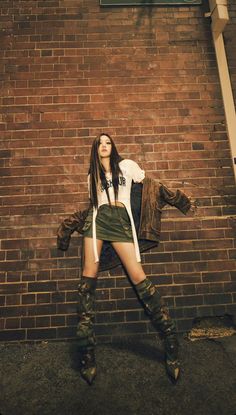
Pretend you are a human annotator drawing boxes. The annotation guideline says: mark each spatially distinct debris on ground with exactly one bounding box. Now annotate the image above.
[187,315,236,341]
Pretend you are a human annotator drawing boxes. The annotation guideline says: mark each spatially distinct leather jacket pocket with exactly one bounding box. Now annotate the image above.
[151,208,162,234]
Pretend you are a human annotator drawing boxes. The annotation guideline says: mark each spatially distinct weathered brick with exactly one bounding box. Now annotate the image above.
[37,293,51,304]
[35,316,51,327]
[28,281,57,293]
[51,316,66,327]
[176,318,193,332]
[27,328,57,340]
[0,329,26,341]
[108,288,123,300]
[95,322,147,336]
[0,283,27,295]
[202,272,231,283]
[173,251,201,262]
[56,327,76,338]
[204,294,232,305]
[183,307,197,318]
[196,306,214,317]
[66,315,77,326]
[6,294,21,306]
[109,312,125,323]
[175,295,204,307]
[65,291,77,302]
[125,310,140,322]
[182,285,196,295]
[21,317,35,329]
[27,304,57,316]
[5,318,21,329]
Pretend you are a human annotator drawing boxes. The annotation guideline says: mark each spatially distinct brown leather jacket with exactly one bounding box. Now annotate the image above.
[57,177,191,271]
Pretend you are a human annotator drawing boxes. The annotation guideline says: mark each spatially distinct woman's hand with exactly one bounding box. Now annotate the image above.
[188,197,198,215]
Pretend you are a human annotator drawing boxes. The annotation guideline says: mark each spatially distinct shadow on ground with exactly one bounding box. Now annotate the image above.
[0,335,236,415]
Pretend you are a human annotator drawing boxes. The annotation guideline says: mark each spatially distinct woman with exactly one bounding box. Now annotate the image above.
[77,133,191,385]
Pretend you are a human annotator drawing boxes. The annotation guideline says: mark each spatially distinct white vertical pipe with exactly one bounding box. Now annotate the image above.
[209,1,236,182]
[212,31,236,182]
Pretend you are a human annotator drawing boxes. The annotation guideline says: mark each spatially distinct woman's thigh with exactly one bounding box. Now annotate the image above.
[82,237,103,277]
[111,242,146,285]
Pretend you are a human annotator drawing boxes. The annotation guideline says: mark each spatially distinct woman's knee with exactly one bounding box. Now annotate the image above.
[82,257,100,277]
[83,238,103,277]
[126,265,146,285]
[82,265,99,278]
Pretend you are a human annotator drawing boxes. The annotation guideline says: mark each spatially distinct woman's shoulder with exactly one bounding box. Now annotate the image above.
[120,159,142,171]
[119,159,136,167]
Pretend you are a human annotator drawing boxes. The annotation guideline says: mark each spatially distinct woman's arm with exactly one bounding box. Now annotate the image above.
[159,182,197,215]
[57,208,89,250]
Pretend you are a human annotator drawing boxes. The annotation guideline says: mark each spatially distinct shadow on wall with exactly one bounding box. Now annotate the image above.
[135,0,210,31]
[135,0,154,31]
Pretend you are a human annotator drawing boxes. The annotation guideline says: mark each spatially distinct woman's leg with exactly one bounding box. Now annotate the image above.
[82,237,103,277]
[111,242,146,284]
[111,241,180,382]
[77,237,103,385]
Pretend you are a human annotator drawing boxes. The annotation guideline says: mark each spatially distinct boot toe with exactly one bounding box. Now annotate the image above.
[79,349,97,385]
[165,359,180,383]
[81,366,97,385]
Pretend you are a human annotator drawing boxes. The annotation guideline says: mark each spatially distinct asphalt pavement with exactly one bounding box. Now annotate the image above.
[0,329,236,415]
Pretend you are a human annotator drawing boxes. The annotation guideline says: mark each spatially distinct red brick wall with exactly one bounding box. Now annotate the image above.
[0,0,235,342]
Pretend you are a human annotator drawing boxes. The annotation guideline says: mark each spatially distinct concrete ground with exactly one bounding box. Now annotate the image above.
[0,331,236,415]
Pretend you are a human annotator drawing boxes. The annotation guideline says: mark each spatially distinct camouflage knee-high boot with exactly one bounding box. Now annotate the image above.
[135,278,180,382]
[77,276,97,385]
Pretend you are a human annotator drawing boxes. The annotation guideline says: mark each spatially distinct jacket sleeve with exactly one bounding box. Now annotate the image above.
[159,182,191,214]
[57,208,89,251]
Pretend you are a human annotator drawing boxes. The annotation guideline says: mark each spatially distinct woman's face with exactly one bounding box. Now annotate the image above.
[98,134,112,158]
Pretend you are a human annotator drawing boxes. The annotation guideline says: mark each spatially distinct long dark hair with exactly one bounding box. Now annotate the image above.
[88,133,123,208]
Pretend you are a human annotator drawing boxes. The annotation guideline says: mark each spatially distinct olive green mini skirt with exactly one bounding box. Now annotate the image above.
[82,204,133,242]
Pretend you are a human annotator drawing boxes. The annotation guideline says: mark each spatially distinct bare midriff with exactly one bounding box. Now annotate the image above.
[105,201,125,207]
